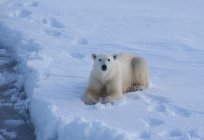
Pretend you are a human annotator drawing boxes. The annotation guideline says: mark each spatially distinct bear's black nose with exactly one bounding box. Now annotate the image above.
[102,65,107,71]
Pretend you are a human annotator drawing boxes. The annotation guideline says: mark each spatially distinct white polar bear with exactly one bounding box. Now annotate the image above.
[82,53,149,104]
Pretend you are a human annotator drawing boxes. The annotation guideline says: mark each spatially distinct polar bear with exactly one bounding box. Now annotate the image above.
[82,53,149,104]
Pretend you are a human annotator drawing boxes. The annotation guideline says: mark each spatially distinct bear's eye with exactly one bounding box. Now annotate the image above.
[99,59,102,62]
[107,59,110,61]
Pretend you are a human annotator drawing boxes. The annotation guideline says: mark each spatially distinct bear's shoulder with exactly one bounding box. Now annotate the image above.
[117,53,135,62]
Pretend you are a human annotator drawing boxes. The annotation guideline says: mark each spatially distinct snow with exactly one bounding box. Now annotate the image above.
[0,0,204,140]
[4,120,24,127]
[0,129,17,140]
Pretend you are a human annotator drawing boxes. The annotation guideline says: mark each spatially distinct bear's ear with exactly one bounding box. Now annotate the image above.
[92,53,97,60]
[113,54,117,60]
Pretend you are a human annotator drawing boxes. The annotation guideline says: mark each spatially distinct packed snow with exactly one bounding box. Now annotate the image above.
[0,47,35,140]
[0,0,204,140]
[0,129,17,140]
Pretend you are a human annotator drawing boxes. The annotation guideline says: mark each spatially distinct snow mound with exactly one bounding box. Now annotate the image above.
[58,117,136,140]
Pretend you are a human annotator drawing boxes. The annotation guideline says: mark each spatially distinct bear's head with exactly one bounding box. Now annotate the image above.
[91,53,117,78]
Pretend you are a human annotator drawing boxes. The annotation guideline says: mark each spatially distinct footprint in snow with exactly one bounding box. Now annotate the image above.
[42,17,65,28]
[188,130,203,139]
[140,131,151,139]
[70,52,85,59]
[77,38,88,45]
[71,38,89,46]
[44,29,61,37]
[10,9,31,18]
[148,117,165,127]
[169,129,183,137]
[167,105,191,118]
[141,94,192,118]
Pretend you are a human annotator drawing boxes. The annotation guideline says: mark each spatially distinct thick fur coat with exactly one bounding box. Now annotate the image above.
[82,53,149,104]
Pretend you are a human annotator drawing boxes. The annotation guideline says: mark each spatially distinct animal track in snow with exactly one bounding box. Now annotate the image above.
[188,130,203,139]
[140,131,151,139]
[71,38,89,46]
[141,93,192,118]
[70,52,85,59]
[169,129,183,137]
[168,105,191,118]
[77,38,88,45]
[148,117,165,127]
[44,29,61,37]
[42,17,65,36]
[42,17,65,28]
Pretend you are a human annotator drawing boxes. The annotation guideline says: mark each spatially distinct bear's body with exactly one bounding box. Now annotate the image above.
[82,53,149,104]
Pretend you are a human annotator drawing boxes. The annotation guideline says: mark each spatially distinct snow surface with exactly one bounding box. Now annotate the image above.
[0,129,17,140]
[0,0,204,140]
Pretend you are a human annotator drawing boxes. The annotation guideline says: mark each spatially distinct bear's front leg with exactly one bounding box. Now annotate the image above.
[103,89,122,104]
[82,89,99,105]
[103,78,123,104]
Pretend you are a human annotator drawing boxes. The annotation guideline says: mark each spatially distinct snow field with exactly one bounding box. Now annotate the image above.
[0,0,204,140]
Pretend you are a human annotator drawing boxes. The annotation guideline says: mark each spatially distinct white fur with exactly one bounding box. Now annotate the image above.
[82,53,149,104]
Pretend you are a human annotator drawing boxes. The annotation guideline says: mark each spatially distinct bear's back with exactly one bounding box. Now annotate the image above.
[117,53,149,93]
[117,53,135,92]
